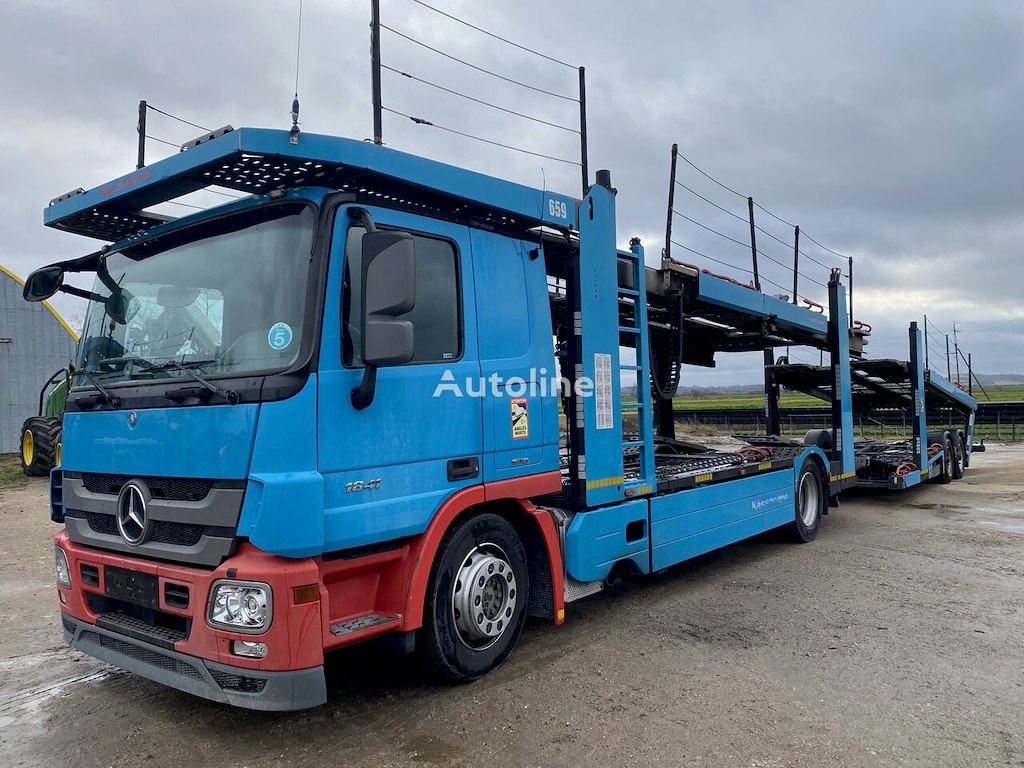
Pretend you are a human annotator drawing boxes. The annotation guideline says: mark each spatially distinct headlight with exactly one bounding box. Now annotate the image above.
[207,580,273,634]
[55,546,71,588]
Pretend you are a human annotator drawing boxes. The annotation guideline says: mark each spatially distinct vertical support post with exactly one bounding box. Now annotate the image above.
[923,314,929,370]
[136,100,147,170]
[908,322,928,476]
[946,335,952,381]
[578,67,589,196]
[747,197,761,291]
[968,353,972,396]
[791,225,800,304]
[630,238,656,490]
[663,143,678,265]
[370,0,383,145]
[828,272,855,481]
[953,322,961,383]
[848,257,854,329]
[570,174,624,507]
[764,348,780,436]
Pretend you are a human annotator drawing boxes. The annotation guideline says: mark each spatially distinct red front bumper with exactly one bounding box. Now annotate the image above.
[55,531,328,709]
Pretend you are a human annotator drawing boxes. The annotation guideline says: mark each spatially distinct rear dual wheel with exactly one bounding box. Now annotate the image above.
[936,435,954,484]
[950,432,965,480]
[418,514,529,682]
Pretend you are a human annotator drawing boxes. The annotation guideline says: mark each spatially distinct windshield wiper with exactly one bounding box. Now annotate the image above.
[70,365,121,408]
[161,361,241,405]
[144,359,217,374]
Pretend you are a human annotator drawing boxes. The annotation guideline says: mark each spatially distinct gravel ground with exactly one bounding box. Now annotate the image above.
[1,446,1022,768]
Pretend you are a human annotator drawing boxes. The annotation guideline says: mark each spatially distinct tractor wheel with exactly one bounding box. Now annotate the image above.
[20,417,61,477]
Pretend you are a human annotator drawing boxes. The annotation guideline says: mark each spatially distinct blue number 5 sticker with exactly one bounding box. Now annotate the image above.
[268,322,293,350]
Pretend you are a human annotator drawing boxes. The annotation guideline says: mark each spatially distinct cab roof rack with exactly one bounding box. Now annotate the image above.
[45,127,581,244]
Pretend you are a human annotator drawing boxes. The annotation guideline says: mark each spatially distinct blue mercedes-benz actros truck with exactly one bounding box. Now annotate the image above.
[23,125,972,710]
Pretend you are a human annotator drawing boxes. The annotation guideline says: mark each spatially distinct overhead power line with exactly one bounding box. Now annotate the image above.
[408,0,576,69]
[382,64,579,133]
[669,240,789,294]
[146,105,210,132]
[674,179,836,275]
[381,24,579,102]
[672,208,827,289]
[675,148,851,264]
[145,134,180,149]
[383,107,581,165]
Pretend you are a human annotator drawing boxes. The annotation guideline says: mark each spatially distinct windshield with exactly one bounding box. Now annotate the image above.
[75,203,316,385]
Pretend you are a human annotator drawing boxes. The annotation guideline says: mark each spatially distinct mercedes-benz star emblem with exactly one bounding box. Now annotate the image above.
[116,481,150,546]
[128,411,138,427]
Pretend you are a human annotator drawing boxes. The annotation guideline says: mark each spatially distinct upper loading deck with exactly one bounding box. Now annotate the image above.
[767,358,978,415]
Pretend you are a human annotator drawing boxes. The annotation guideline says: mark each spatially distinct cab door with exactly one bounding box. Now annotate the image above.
[317,205,482,551]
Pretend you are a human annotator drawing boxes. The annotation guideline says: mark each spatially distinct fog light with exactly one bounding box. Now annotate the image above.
[207,580,273,633]
[55,546,71,588]
[232,640,268,658]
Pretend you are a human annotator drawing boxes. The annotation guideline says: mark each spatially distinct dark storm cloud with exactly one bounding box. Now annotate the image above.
[1,0,1021,382]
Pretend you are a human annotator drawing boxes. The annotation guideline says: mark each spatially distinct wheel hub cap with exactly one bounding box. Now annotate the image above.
[22,430,34,464]
[452,544,517,649]
[799,473,819,527]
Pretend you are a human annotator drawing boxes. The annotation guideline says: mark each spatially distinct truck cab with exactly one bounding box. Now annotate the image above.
[29,128,577,709]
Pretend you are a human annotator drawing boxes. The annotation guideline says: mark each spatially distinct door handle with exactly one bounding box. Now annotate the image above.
[447,456,479,482]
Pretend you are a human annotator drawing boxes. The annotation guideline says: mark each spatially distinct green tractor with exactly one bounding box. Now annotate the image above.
[20,368,69,476]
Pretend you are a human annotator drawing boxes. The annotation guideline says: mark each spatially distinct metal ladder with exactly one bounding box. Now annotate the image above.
[618,239,656,495]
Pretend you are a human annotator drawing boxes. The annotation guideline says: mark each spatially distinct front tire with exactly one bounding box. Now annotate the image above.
[788,458,825,543]
[418,513,529,682]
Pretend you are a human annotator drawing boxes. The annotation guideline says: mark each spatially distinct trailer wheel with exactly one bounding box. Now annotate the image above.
[950,432,965,480]
[936,435,954,484]
[418,513,529,682]
[20,417,61,477]
[788,459,825,543]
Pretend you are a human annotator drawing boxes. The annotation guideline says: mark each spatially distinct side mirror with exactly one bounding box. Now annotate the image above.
[23,265,65,302]
[360,231,416,366]
[351,230,416,410]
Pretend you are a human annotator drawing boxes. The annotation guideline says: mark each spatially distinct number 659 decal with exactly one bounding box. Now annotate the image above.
[547,198,569,220]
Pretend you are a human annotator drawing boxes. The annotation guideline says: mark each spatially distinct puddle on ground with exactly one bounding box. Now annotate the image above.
[911,502,1024,534]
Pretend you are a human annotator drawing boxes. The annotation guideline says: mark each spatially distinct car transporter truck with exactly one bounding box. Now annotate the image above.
[23,123,978,710]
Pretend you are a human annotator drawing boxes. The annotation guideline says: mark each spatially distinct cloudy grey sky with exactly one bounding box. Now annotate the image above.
[2,0,1022,386]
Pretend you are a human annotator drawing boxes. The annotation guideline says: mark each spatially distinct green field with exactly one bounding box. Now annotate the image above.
[673,384,1024,410]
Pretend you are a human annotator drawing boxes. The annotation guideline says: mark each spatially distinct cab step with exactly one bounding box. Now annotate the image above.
[329,613,401,637]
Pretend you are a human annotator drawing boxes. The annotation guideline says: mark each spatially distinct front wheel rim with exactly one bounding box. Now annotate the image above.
[451,543,518,651]
[798,472,819,528]
[22,430,34,465]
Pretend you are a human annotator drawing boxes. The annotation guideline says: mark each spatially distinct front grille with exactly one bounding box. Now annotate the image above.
[210,669,267,694]
[62,614,77,634]
[85,511,117,535]
[81,473,214,502]
[84,512,205,547]
[79,630,203,680]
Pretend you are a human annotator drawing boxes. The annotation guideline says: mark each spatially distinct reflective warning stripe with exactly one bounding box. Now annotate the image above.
[585,475,623,490]
[829,471,857,481]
